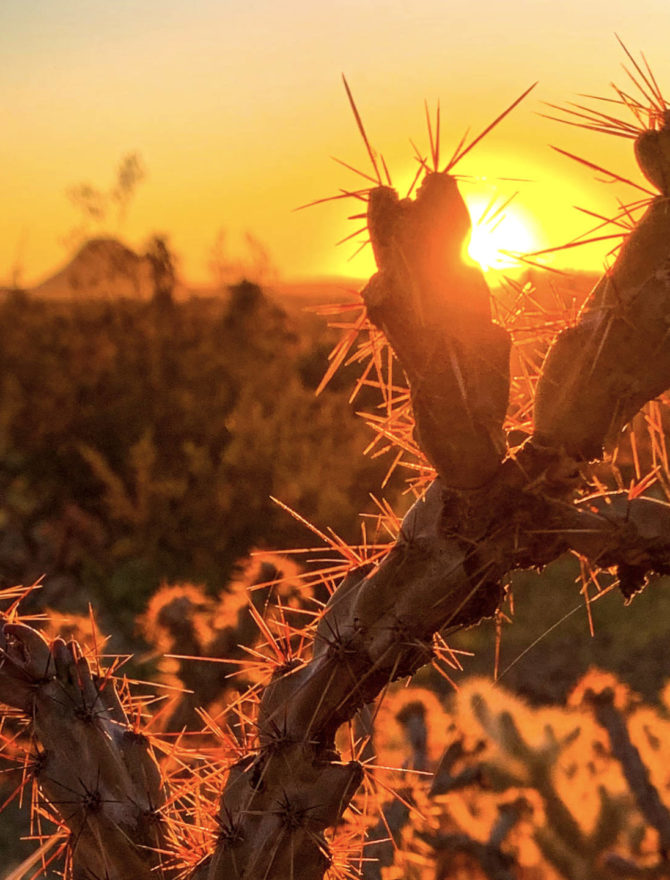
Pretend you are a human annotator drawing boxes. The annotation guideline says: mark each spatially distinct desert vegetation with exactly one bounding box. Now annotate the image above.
[0,279,392,638]
[3,46,670,880]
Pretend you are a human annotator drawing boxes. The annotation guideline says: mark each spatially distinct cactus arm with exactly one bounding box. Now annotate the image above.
[534,123,670,461]
[0,623,172,880]
[362,173,511,490]
[588,688,670,857]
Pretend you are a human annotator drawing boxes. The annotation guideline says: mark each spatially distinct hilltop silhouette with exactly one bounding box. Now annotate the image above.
[29,238,185,301]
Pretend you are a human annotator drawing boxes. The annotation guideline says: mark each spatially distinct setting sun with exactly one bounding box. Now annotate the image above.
[464,195,540,272]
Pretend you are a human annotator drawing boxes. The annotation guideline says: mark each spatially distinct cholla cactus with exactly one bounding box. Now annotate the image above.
[374,672,670,880]
[139,552,309,730]
[570,670,670,876]
[4,46,670,880]
[0,616,172,880]
[459,678,627,880]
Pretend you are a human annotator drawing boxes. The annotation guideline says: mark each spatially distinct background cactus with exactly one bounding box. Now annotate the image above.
[351,672,670,880]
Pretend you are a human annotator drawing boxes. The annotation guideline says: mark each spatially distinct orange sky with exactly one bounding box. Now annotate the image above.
[2,1,670,287]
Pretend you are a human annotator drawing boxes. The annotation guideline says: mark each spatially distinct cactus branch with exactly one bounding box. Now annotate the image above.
[206,152,670,875]
[0,623,172,880]
[586,685,670,858]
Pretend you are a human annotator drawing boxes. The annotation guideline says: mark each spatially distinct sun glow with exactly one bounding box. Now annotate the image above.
[464,195,540,272]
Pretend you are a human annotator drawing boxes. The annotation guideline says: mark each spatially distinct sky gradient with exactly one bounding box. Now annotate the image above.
[3,0,670,286]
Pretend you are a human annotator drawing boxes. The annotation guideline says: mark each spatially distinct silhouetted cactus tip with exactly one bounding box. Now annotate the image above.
[568,668,635,713]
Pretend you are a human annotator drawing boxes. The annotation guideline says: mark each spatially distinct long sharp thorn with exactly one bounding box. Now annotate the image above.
[621,63,658,112]
[447,82,538,170]
[539,111,637,138]
[331,155,379,186]
[550,145,655,195]
[336,226,369,247]
[512,254,569,275]
[409,140,430,179]
[641,50,665,107]
[540,101,640,135]
[487,191,518,225]
[573,205,632,231]
[380,153,393,186]
[444,127,470,172]
[348,239,370,261]
[342,74,383,184]
[615,34,664,111]
[294,188,369,212]
[523,232,624,257]
[424,99,436,170]
[405,162,425,199]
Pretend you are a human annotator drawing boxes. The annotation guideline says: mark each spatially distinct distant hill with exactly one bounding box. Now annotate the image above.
[15,237,364,307]
[29,238,188,301]
[10,236,601,309]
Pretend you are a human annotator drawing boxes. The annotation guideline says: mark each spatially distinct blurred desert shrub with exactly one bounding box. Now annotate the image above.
[0,281,390,641]
[365,671,670,880]
[138,551,311,731]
